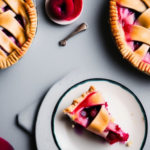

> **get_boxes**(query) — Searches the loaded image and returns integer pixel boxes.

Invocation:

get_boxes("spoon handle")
[60,23,88,46]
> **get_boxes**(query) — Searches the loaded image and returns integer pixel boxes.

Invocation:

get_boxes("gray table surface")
[0,0,149,150]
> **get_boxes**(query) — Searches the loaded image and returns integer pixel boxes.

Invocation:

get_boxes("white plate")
[36,78,147,150]
[53,79,147,150]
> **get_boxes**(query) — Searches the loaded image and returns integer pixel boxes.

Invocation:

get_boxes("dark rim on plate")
[52,78,148,150]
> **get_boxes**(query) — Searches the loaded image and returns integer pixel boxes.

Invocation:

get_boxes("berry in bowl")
[45,0,83,25]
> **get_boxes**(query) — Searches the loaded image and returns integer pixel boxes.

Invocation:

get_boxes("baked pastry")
[63,86,129,145]
[0,0,37,69]
[110,0,150,75]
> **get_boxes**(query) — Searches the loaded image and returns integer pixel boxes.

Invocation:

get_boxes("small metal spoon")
[59,23,88,46]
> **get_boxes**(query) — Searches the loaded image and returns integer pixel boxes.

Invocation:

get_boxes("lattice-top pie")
[110,0,150,75]
[63,86,129,145]
[0,0,37,69]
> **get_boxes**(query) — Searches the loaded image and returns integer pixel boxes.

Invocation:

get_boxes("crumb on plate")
[126,141,133,147]
[143,117,145,121]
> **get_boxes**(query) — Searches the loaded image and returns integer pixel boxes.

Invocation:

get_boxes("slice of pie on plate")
[63,86,129,145]
[110,0,150,75]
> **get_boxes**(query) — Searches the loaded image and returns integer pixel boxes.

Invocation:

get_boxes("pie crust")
[0,0,37,69]
[110,0,150,75]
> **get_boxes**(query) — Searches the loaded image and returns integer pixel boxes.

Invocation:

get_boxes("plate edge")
[52,78,148,150]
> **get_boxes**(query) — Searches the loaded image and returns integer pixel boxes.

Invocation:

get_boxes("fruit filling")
[117,4,150,64]
[15,15,25,28]
[106,122,129,145]
[49,0,83,21]
[71,92,101,127]
[2,29,21,48]
[67,0,83,21]
[2,5,10,12]
[79,105,101,127]
[143,49,150,63]
[117,5,141,50]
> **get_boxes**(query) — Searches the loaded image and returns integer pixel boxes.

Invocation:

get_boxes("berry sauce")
[49,0,75,20]
[106,131,129,145]
[66,0,83,21]
[105,122,129,145]
[49,0,83,21]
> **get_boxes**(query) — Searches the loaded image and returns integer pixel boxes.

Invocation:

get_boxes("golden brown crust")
[0,0,37,69]
[63,86,97,114]
[110,0,150,75]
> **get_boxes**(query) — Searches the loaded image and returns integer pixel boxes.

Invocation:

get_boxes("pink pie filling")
[70,92,129,145]
[71,92,99,127]
[106,122,129,145]
[117,5,150,64]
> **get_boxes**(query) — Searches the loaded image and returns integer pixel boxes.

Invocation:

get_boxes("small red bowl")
[45,0,83,25]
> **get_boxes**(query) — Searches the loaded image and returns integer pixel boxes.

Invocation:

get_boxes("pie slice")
[63,86,129,145]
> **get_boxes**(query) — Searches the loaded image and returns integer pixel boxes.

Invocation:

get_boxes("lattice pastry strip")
[0,31,21,53]
[0,10,26,45]
[4,0,30,30]
[128,8,150,58]
[129,25,150,46]
[134,44,149,57]
[137,8,150,28]
[114,0,147,12]
[0,50,7,59]
[0,0,6,8]
[142,0,150,7]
